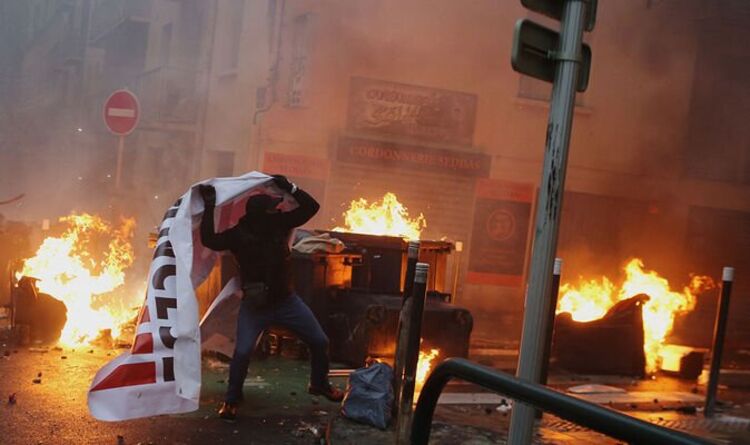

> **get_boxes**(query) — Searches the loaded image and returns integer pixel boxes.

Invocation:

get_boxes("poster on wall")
[347,77,477,146]
[262,152,329,218]
[467,179,534,287]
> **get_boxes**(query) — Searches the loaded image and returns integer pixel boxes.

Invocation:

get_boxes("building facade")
[0,0,213,230]
[199,0,750,346]
[1,0,748,348]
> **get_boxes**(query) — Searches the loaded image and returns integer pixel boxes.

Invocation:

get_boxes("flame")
[658,344,694,373]
[333,192,426,240]
[556,258,714,373]
[20,213,137,346]
[415,348,440,398]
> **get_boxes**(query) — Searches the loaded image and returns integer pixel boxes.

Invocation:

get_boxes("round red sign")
[103,89,140,135]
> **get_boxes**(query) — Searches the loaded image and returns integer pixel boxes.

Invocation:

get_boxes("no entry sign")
[103,89,140,135]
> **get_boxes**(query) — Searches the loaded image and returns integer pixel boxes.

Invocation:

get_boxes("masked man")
[199,175,342,421]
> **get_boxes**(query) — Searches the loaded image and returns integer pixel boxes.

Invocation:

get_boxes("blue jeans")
[225,293,330,403]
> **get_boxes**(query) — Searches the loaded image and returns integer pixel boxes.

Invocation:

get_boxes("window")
[218,0,245,72]
[287,14,313,107]
[160,23,172,65]
[267,0,278,54]
[683,21,750,184]
[517,75,587,107]
[215,151,235,177]
[518,75,552,102]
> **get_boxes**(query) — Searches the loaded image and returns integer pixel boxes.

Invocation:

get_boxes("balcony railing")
[90,0,152,42]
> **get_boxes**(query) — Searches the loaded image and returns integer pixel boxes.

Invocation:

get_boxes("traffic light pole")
[508,1,587,444]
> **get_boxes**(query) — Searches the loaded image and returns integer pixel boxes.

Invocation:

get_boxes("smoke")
[2,0,750,348]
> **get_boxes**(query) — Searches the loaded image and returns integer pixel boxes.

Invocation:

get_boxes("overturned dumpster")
[552,294,648,377]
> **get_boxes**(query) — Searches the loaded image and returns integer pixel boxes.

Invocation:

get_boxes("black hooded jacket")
[200,188,320,305]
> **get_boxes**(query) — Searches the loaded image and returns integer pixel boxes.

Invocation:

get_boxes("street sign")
[511,19,591,92]
[509,0,593,443]
[103,89,140,136]
[521,0,598,32]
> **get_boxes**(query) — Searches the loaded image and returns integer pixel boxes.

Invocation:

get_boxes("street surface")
[1,346,334,445]
[2,343,750,444]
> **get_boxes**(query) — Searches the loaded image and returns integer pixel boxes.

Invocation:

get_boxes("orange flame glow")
[20,213,137,346]
[333,192,426,240]
[415,348,440,398]
[556,259,714,373]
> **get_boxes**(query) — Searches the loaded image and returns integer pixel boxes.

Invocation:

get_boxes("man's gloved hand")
[198,184,216,206]
[271,174,296,193]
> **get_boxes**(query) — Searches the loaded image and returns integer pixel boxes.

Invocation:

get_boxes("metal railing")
[411,358,712,445]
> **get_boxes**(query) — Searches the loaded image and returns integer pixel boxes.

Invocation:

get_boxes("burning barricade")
[552,259,715,377]
[11,213,138,346]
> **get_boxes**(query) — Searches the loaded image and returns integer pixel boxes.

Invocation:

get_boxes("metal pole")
[393,241,421,414]
[451,241,463,304]
[396,262,429,444]
[9,267,15,330]
[540,258,562,387]
[114,135,125,191]
[508,1,587,443]
[535,258,562,420]
[403,241,420,302]
[704,266,734,417]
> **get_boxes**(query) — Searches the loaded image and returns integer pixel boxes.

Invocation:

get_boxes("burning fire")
[20,213,137,346]
[556,259,714,373]
[333,192,426,240]
[415,348,440,396]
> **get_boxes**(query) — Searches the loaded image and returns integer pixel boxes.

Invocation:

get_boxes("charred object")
[292,231,472,367]
[552,294,649,377]
[11,276,67,344]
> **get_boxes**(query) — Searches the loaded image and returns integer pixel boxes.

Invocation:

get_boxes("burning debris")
[553,295,648,377]
[18,213,138,346]
[416,348,440,396]
[13,277,66,343]
[555,259,715,374]
[333,192,426,240]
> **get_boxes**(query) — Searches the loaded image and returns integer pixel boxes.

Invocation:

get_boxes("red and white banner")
[88,171,296,421]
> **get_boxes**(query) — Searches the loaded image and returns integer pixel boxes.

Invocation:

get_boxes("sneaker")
[308,384,344,402]
[217,402,238,422]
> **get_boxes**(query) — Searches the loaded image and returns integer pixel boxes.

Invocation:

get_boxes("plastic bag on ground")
[340,362,394,430]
